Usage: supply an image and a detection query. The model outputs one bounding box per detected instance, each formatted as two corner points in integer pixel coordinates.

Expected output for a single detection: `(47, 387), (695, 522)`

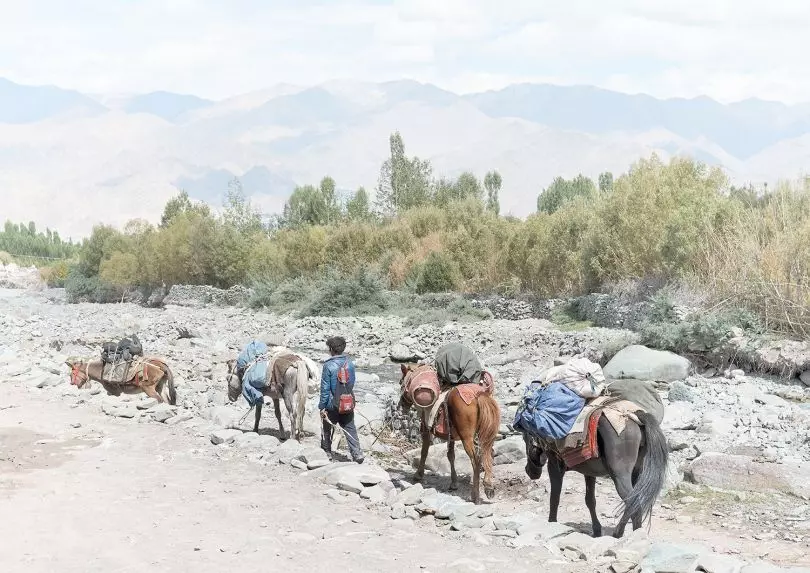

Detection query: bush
(412, 251), (460, 294)
(65, 270), (121, 303)
(301, 268), (389, 317)
(248, 276), (316, 313)
(640, 307), (764, 353)
(40, 260), (70, 287)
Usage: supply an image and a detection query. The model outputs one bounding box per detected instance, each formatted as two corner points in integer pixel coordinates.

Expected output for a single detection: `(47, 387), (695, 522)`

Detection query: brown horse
(398, 363), (500, 504)
(65, 357), (177, 405)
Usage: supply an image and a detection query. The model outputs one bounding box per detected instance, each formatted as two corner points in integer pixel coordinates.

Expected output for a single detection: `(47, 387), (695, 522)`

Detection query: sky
(2, 0), (809, 103)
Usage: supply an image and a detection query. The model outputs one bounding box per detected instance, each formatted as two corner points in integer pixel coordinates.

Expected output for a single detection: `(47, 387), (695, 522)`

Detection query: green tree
(598, 171), (614, 193)
(283, 184), (328, 227)
(346, 186), (370, 221)
(160, 190), (210, 228)
(537, 174), (597, 215)
(375, 131), (433, 215)
(484, 170), (503, 215)
(222, 178), (263, 235)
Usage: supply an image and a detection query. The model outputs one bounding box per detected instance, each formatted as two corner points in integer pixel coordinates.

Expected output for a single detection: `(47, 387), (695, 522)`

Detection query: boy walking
(319, 336), (364, 463)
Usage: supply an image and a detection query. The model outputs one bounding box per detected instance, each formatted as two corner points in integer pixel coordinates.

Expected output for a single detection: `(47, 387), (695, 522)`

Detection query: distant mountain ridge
(2, 75), (810, 239)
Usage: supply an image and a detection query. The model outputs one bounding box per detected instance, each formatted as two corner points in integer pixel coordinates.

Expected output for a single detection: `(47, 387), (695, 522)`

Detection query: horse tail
(475, 393), (501, 478)
(620, 412), (669, 527)
(295, 362), (308, 441)
(164, 365), (177, 406)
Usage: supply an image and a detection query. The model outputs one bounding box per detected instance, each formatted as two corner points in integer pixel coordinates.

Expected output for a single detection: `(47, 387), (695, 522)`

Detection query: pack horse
(226, 339), (318, 442)
(398, 343), (501, 505)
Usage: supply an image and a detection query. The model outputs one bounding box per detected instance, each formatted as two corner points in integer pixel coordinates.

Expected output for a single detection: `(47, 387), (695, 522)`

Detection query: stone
(697, 553), (745, 573)
(290, 459), (308, 470)
(493, 435), (526, 465)
(557, 531), (619, 561)
(232, 432), (261, 448)
(450, 515), (487, 530)
(210, 429), (242, 445)
(165, 413), (194, 426)
(148, 403), (176, 422)
(640, 542), (703, 573)
(321, 463), (390, 486)
(389, 343), (424, 362)
(662, 402), (701, 432)
(207, 405), (240, 429)
(359, 485), (386, 503)
(800, 370), (810, 387)
(275, 440), (305, 463)
(603, 345), (690, 382)
(406, 443), (473, 476)
(395, 483), (425, 506)
(296, 448), (330, 469)
(325, 489), (358, 503)
(336, 477), (364, 495)
(516, 520), (572, 541)
(137, 398), (159, 410)
(688, 452), (810, 498)
(667, 381), (695, 403)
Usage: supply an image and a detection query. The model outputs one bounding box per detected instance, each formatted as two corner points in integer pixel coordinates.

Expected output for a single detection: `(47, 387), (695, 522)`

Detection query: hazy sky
(2, 0), (808, 103)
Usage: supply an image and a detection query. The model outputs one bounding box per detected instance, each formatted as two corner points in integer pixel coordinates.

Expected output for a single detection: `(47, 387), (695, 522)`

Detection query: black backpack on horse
(101, 334), (143, 364)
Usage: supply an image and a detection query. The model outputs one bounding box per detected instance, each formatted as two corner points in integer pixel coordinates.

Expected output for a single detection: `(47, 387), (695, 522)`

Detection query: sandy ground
(0, 381), (578, 573)
(2, 375), (808, 572)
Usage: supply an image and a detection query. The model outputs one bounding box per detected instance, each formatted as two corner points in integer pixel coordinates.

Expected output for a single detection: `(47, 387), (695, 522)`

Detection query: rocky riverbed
(1, 286), (810, 572)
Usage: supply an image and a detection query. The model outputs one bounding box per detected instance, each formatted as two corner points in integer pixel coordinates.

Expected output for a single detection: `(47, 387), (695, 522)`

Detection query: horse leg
(142, 384), (163, 404)
(585, 475), (602, 537)
(414, 422), (431, 482)
(254, 401), (263, 433)
(447, 440), (459, 491)
(548, 458), (564, 523)
(459, 434), (480, 504)
(282, 383), (296, 442)
(273, 398), (285, 438)
(610, 471), (636, 538)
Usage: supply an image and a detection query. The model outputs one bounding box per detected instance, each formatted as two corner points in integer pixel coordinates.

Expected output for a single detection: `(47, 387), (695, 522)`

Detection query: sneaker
(354, 456), (364, 464)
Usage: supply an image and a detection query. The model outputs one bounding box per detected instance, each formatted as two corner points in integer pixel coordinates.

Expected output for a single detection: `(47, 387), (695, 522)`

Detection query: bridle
(70, 362), (89, 387)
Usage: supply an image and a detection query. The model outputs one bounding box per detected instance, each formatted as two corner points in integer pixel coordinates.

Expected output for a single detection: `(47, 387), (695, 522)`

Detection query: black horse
(521, 410), (669, 538)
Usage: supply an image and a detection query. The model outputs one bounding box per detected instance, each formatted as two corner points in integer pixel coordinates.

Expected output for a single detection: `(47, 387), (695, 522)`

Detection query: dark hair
(326, 336), (346, 355)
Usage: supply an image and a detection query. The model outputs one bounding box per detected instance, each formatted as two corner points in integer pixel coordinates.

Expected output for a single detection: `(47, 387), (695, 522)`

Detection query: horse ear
(400, 364), (408, 376)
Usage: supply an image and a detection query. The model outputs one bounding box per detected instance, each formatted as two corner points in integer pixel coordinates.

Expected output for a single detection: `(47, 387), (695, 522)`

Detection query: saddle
(101, 356), (165, 386)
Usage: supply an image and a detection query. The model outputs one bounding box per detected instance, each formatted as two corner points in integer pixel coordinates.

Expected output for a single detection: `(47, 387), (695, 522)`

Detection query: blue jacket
(319, 354), (356, 411)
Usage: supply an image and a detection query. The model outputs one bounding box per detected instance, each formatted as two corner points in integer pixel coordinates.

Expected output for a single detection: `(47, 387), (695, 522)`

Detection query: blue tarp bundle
(237, 340), (269, 406)
(513, 381), (585, 440)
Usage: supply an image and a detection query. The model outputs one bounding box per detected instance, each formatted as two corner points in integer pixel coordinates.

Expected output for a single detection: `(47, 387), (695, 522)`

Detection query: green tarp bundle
(434, 342), (483, 386)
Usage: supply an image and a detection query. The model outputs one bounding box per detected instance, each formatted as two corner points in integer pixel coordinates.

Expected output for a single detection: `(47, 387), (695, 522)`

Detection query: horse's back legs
(447, 440), (459, 491)
(585, 475), (602, 537)
(254, 401), (263, 433)
(282, 383), (296, 441)
(142, 384), (163, 404)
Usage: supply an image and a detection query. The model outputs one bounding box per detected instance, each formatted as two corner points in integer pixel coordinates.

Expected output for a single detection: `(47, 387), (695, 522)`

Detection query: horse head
(225, 359), (242, 403)
(522, 432), (549, 480)
(399, 362), (441, 412)
(64, 357), (90, 389)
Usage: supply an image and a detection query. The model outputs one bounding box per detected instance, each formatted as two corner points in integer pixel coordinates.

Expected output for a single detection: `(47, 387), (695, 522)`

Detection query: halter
(70, 362), (89, 386)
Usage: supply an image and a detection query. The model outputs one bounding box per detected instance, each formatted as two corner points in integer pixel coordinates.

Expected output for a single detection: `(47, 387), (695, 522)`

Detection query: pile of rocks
(162, 284), (251, 308)
(0, 263), (44, 290)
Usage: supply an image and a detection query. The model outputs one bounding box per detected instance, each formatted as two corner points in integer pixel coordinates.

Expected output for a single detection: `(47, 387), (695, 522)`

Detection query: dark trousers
(321, 410), (363, 460)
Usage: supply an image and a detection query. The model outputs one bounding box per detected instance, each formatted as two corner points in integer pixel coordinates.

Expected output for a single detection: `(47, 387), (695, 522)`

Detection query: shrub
(412, 251), (460, 294)
(65, 269), (120, 303)
(301, 268), (389, 316)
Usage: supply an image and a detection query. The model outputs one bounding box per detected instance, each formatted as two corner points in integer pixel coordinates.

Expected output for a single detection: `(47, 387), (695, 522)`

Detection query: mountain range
(2, 76), (809, 240)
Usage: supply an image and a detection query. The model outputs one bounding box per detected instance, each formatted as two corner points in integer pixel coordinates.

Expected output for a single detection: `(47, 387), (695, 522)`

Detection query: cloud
(0, 0), (808, 102)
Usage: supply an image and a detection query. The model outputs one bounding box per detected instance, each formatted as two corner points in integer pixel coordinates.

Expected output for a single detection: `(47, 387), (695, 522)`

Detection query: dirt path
(0, 383), (574, 573)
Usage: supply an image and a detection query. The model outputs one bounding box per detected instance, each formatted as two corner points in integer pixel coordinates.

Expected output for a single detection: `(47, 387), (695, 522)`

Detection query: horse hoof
(484, 488), (495, 499)
(448, 483), (459, 491)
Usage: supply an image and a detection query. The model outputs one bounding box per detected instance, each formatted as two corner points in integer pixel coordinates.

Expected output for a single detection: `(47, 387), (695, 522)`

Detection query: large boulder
(406, 443), (473, 476)
(688, 453), (810, 499)
(603, 345), (691, 382)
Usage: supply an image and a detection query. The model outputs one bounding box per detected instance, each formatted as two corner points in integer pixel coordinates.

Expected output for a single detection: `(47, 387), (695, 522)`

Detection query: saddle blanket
(101, 356), (165, 385)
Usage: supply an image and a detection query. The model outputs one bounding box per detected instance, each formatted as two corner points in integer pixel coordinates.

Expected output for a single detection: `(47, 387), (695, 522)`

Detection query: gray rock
(322, 463), (390, 486)
(662, 402), (701, 431)
(207, 405), (240, 429)
(406, 443), (473, 476)
(395, 483), (425, 506)
(359, 484), (386, 503)
(667, 381), (695, 403)
(450, 515), (486, 530)
(389, 343), (424, 362)
(557, 532), (619, 561)
(137, 398), (159, 410)
(688, 452), (810, 498)
(493, 435), (526, 465)
(164, 413), (194, 426)
(148, 403), (176, 422)
(296, 448), (330, 469)
(275, 440), (304, 463)
(210, 429), (242, 445)
(515, 520), (572, 541)
(604, 345), (691, 382)
(639, 542), (703, 573)
(697, 553), (745, 573)
(336, 477), (364, 494)
(800, 370), (810, 387)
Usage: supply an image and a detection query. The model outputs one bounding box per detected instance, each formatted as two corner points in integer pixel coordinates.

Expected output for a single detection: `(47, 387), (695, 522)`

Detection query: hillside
(3, 76), (810, 239)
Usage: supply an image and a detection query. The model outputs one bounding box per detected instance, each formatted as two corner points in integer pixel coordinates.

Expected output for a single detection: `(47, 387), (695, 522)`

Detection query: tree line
(55, 130), (810, 337)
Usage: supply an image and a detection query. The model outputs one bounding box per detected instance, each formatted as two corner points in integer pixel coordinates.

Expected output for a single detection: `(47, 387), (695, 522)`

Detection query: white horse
(226, 346), (319, 441)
